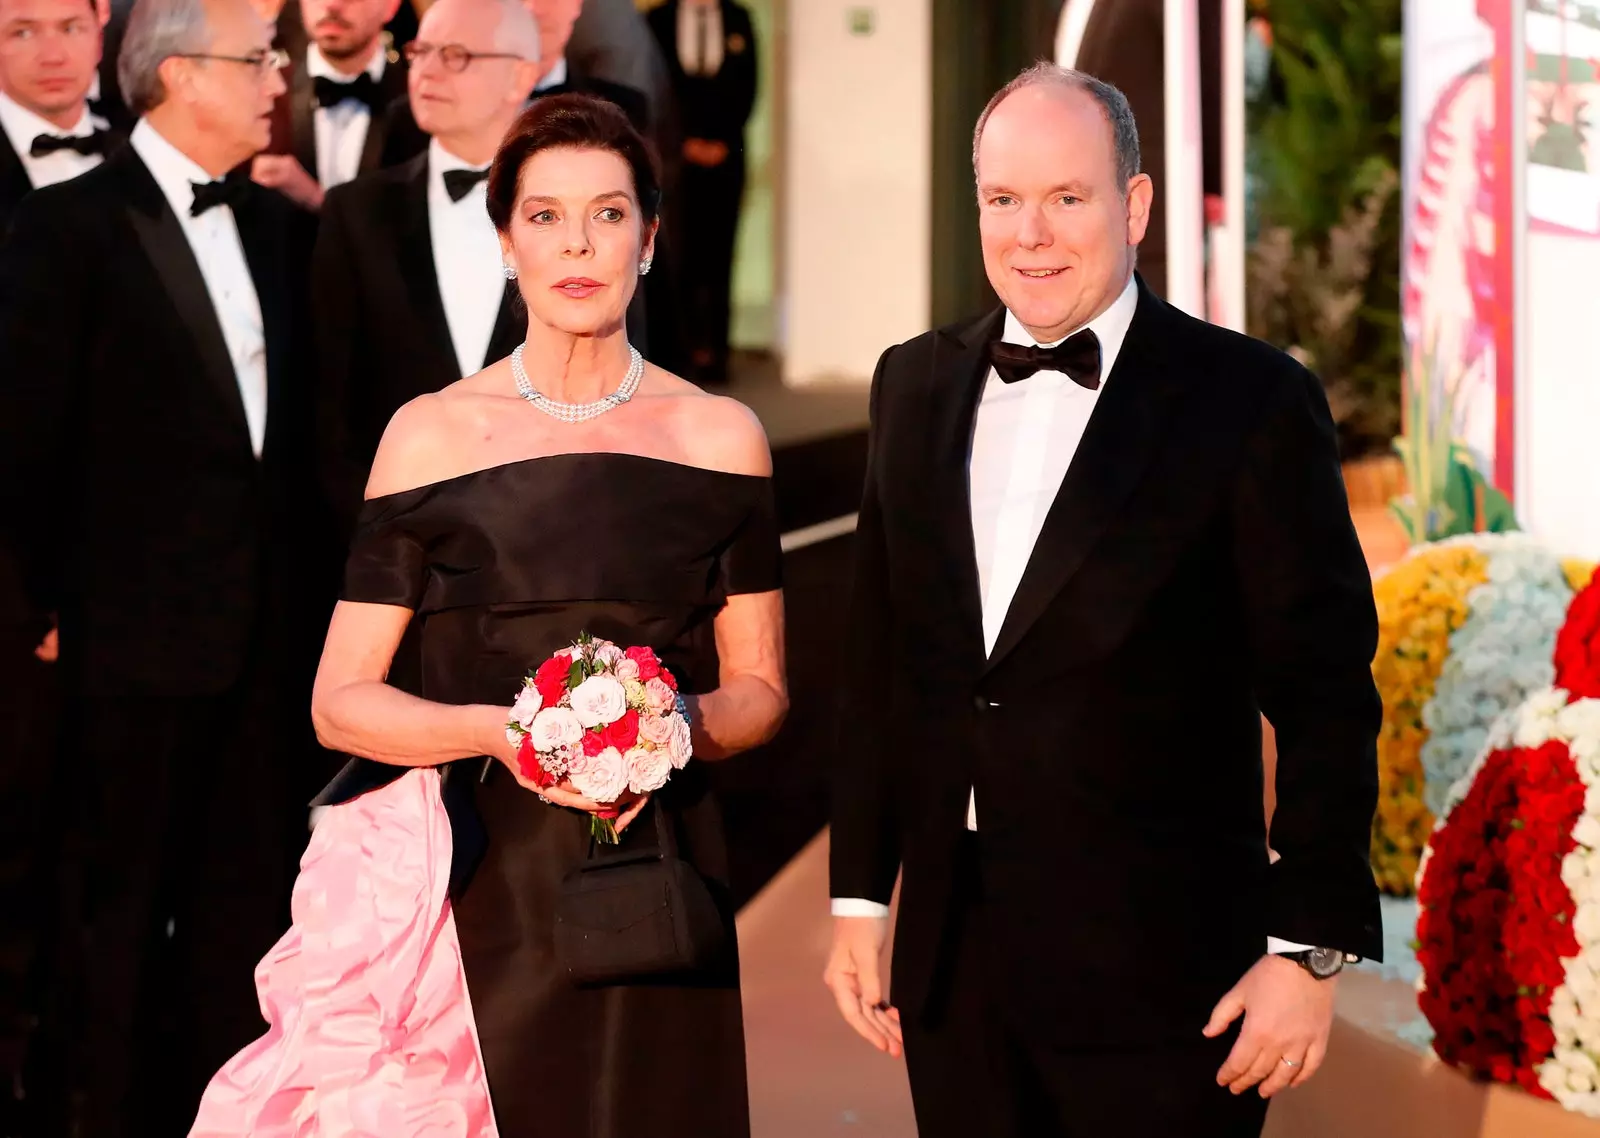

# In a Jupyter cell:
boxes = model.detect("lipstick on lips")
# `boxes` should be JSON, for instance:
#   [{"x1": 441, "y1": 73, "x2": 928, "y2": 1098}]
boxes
[{"x1": 554, "y1": 277, "x2": 604, "y2": 299}]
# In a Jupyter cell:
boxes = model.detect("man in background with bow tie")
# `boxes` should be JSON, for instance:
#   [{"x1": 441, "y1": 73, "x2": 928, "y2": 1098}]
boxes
[
  {"x1": 311, "y1": 0, "x2": 538, "y2": 534},
  {"x1": 0, "y1": 0, "x2": 114, "y2": 232},
  {"x1": 249, "y1": 0, "x2": 408, "y2": 210},
  {"x1": 0, "y1": 0, "x2": 321, "y2": 1130},
  {"x1": 824, "y1": 63, "x2": 1383, "y2": 1138}
]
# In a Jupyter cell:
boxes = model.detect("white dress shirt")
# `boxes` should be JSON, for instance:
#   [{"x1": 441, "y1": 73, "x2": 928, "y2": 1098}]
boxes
[
  {"x1": 428, "y1": 138, "x2": 504, "y2": 379},
  {"x1": 0, "y1": 90, "x2": 107, "y2": 191},
  {"x1": 830, "y1": 276, "x2": 1313, "y2": 955},
  {"x1": 130, "y1": 119, "x2": 268, "y2": 457},
  {"x1": 306, "y1": 44, "x2": 386, "y2": 190},
  {"x1": 677, "y1": 0, "x2": 725, "y2": 76}
]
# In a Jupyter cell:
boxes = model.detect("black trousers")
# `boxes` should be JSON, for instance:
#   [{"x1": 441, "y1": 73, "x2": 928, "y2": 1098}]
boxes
[
  {"x1": 900, "y1": 839, "x2": 1271, "y2": 1138},
  {"x1": 678, "y1": 155, "x2": 746, "y2": 382},
  {"x1": 63, "y1": 647, "x2": 303, "y2": 1138}
]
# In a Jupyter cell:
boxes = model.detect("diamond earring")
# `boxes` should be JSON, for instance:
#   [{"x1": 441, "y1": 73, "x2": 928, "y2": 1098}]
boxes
[
  {"x1": 502, "y1": 262, "x2": 518, "y2": 280},
  {"x1": 638, "y1": 256, "x2": 653, "y2": 277}
]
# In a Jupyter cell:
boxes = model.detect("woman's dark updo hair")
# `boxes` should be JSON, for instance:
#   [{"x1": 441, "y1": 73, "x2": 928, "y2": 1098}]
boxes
[{"x1": 487, "y1": 93, "x2": 662, "y2": 233}]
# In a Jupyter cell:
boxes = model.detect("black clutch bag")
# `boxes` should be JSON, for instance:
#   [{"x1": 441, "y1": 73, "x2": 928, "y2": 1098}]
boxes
[{"x1": 552, "y1": 800, "x2": 729, "y2": 986}]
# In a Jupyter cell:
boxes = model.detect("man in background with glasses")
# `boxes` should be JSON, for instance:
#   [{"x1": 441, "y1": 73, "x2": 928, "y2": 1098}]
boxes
[
  {"x1": 310, "y1": 0, "x2": 539, "y2": 535},
  {"x1": 0, "y1": 0, "x2": 324, "y2": 1131}
]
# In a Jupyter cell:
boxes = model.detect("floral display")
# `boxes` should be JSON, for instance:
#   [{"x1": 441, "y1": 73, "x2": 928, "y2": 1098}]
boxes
[
  {"x1": 505, "y1": 633, "x2": 691, "y2": 843},
  {"x1": 1371, "y1": 535, "x2": 1585, "y2": 895},
  {"x1": 1414, "y1": 575, "x2": 1600, "y2": 1112}
]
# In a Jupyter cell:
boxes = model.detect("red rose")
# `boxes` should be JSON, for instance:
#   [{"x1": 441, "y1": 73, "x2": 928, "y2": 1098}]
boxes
[
  {"x1": 518, "y1": 735, "x2": 557, "y2": 788},
  {"x1": 603, "y1": 708, "x2": 640, "y2": 752},
  {"x1": 582, "y1": 730, "x2": 607, "y2": 757},
  {"x1": 625, "y1": 646, "x2": 661, "y2": 682},
  {"x1": 534, "y1": 655, "x2": 572, "y2": 707},
  {"x1": 1555, "y1": 578, "x2": 1600, "y2": 700},
  {"x1": 659, "y1": 666, "x2": 678, "y2": 692}
]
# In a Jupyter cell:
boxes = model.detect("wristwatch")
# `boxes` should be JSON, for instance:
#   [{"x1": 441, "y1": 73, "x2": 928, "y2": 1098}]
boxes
[{"x1": 1274, "y1": 946, "x2": 1349, "y2": 980}]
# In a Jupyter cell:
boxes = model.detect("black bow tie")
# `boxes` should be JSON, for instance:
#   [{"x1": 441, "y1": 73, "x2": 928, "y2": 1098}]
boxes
[
  {"x1": 313, "y1": 72, "x2": 383, "y2": 111},
  {"x1": 442, "y1": 166, "x2": 489, "y2": 203},
  {"x1": 30, "y1": 129, "x2": 110, "y2": 158},
  {"x1": 190, "y1": 173, "x2": 250, "y2": 217},
  {"x1": 988, "y1": 328, "x2": 1102, "y2": 389}
]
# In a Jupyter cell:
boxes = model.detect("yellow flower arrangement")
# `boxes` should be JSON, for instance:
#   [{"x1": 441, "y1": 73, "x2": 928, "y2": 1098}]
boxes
[
  {"x1": 1565, "y1": 560, "x2": 1597, "y2": 594},
  {"x1": 1369, "y1": 542, "x2": 1490, "y2": 894}
]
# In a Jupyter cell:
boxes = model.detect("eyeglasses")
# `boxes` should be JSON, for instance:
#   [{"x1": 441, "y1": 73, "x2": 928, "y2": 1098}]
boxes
[
  {"x1": 172, "y1": 48, "x2": 290, "y2": 76},
  {"x1": 403, "y1": 40, "x2": 523, "y2": 72}
]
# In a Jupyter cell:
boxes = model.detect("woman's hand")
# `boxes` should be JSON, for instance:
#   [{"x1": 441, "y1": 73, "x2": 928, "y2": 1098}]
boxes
[{"x1": 487, "y1": 709, "x2": 651, "y2": 833}]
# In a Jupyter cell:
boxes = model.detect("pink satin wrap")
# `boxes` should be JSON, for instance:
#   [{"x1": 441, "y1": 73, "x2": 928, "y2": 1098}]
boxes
[{"x1": 188, "y1": 768, "x2": 499, "y2": 1137}]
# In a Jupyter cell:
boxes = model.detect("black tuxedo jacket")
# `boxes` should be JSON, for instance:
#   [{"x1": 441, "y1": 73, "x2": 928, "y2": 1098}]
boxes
[
  {"x1": 646, "y1": 0, "x2": 757, "y2": 147},
  {"x1": 0, "y1": 146, "x2": 317, "y2": 694},
  {"x1": 313, "y1": 150, "x2": 522, "y2": 531},
  {"x1": 829, "y1": 277, "x2": 1383, "y2": 1046},
  {"x1": 0, "y1": 121, "x2": 123, "y2": 238}
]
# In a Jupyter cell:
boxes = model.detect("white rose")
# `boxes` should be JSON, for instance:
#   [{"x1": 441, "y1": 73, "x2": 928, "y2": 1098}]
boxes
[
  {"x1": 510, "y1": 683, "x2": 543, "y2": 731},
  {"x1": 1576, "y1": 902, "x2": 1600, "y2": 945},
  {"x1": 614, "y1": 657, "x2": 642, "y2": 683},
  {"x1": 569, "y1": 674, "x2": 628, "y2": 728},
  {"x1": 667, "y1": 712, "x2": 693, "y2": 770},
  {"x1": 528, "y1": 707, "x2": 584, "y2": 753},
  {"x1": 626, "y1": 746, "x2": 674, "y2": 794},
  {"x1": 570, "y1": 746, "x2": 629, "y2": 803},
  {"x1": 1577, "y1": 816, "x2": 1600, "y2": 852}
]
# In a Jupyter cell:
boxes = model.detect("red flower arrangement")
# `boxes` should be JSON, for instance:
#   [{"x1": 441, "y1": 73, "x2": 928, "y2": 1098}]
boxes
[{"x1": 1415, "y1": 573, "x2": 1600, "y2": 1108}]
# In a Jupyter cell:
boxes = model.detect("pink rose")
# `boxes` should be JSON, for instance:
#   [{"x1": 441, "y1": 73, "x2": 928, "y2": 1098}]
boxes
[
  {"x1": 509, "y1": 682, "x2": 543, "y2": 731},
  {"x1": 666, "y1": 712, "x2": 692, "y2": 770},
  {"x1": 626, "y1": 746, "x2": 673, "y2": 794},
  {"x1": 644, "y1": 677, "x2": 676, "y2": 716},
  {"x1": 638, "y1": 712, "x2": 674, "y2": 746},
  {"x1": 614, "y1": 656, "x2": 642, "y2": 683},
  {"x1": 594, "y1": 642, "x2": 625, "y2": 668},
  {"x1": 570, "y1": 746, "x2": 629, "y2": 803}
]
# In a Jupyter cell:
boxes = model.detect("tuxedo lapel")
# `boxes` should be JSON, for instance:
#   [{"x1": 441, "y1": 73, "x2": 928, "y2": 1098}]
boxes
[
  {"x1": 933, "y1": 308, "x2": 1003, "y2": 672},
  {"x1": 289, "y1": 60, "x2": 318, "y2": 180},
  {"x1": 485, "y1": 282, "x2": 523, "y2": 368},
  {"x1": 359, "y1": 55, "x2": 407, "y2": 174},
  {"x1": 983, "y1": 281, "x2": 1171, "y2": 673},
  {"x1": 0, "y1": 130, "x2": 32, "y2": 229},
  {"x1": 391, "y1": 154, "x2": 458, "y2": 375},
  {"x1": 119, "y1": 150, "x2": 253, "y2": 448}
]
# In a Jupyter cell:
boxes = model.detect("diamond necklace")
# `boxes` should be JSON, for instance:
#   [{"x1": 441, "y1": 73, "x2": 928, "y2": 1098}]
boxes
[{"x1": 510, "y1": 343, "x2": 644, "y2": 423}]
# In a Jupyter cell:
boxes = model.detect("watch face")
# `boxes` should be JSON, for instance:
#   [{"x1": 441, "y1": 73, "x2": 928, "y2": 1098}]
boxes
[{"x1": 1308, "y1": 946, "x2": 1344, "y2": 977}]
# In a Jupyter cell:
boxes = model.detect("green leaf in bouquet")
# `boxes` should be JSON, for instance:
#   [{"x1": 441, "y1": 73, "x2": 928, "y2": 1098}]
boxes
[{"x1": 568, "y1": 658, "x2": 588, "y2": 688}]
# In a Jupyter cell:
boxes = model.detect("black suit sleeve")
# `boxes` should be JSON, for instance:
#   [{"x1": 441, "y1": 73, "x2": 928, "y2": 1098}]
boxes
[
  {"x1": 1231, "y1": 360, "x2": 1383, "y2": 960},
  {"x1": 828, "y1": 346, "x2": 901, "y2": 905},
  {"x1": 0, "y1": 190, "x2": 86, "y2": 616},
  {"x1": 311, "y1": 187, "x2": 367, "y2": 538}
]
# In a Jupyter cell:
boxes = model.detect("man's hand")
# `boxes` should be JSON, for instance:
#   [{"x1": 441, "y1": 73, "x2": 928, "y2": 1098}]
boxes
[
  {"x1": 34, "y1": 622, "x2": 57, "y2": 663},
  {"x1": 251, "y1": 155, "x2": 325, "y2": 212},
  {"x1": 1205, "y1": 954, "x2": 1337, "y2": 1097},
  {"x1": 823, "y1": 915, "x2": 902, "y2": 1057}
]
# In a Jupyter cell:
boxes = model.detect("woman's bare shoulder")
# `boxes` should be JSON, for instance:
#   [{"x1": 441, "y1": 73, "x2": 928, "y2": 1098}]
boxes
[
  {"x1": 644, "y1": 367, "x2": 772, "y2": 478},
  {"x1": 363, "y1": 385, "x2": 492, "y2": 499}
]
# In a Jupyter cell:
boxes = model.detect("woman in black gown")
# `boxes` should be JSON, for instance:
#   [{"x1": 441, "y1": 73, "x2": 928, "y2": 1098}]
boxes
[{"x1": 187, "y1": 94, "x2": 787, "y2": 1138}]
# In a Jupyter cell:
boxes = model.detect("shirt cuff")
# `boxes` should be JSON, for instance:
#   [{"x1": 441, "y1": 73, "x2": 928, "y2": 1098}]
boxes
[
  {"x1": 831, "y1": 898, "x2": 891, "y2": 919},
  {"x1": 1267, "y1": 936, "x2": 1317, "y2": 955}
]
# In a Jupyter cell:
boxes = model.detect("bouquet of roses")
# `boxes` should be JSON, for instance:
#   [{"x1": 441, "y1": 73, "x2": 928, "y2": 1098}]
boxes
[{"x1": 505, "y1": 632, "x2": 692, "y2": 843}]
